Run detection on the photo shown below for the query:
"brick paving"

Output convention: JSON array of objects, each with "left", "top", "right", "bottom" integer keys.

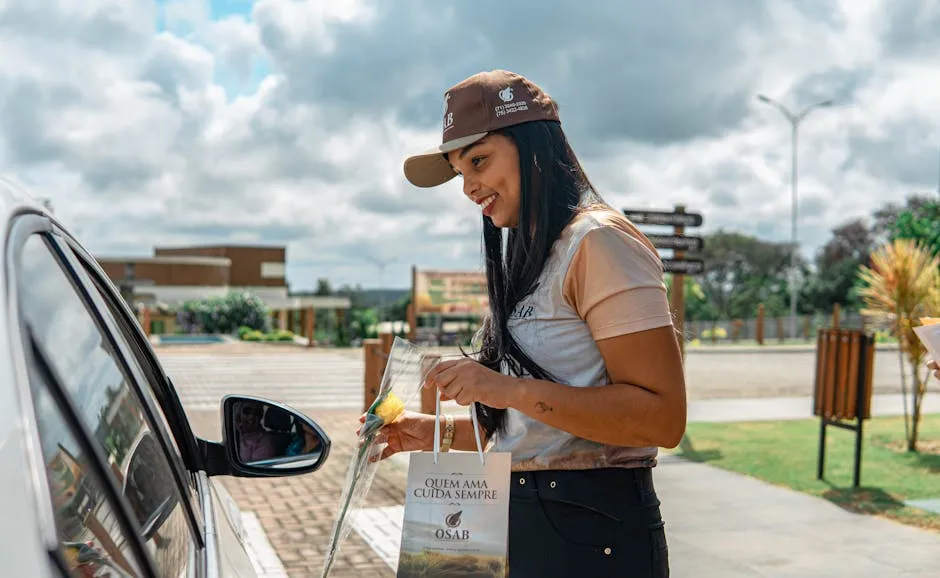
[{"left": 187, "top": 407, "right": 404, "bottom": 577}]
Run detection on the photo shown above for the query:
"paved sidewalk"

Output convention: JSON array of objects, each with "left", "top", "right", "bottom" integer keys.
[
  {"left": 688, "top": 393, "right": 940, "bottom": 423},
  {"left": 656, "top": 456, "right": 940, "bottom": 577}
]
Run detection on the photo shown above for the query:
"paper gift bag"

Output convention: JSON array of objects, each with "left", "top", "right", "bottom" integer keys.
[{"left": 396, "top": 392, "right": 511, "bottom": 578}]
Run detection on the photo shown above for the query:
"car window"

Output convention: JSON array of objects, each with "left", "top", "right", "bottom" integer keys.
[
  {"left": 17, "top": 234, "right": 193, "bottom": 578},
  {"left": 29, "top": 361, "right": 144, "bottom": 578},
  {"left": 63, "top": 238, "right": 199, "bottom": 482}
]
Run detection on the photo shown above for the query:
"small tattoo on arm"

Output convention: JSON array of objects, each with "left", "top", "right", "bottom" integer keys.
[{"left": 534, "top": 401, "right": 553, "bottom": 413}]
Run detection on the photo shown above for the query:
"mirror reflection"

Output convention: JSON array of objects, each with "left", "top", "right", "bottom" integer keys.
[{"left": 232, "top": 400, "right": 325, "bottom": 468}]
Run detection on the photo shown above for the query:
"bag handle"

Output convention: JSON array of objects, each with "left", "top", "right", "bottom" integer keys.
[{"left": 432, "top": 385, "right": 487, "bottom": 465}]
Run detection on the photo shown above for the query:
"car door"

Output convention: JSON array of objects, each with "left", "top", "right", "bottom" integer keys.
[
  {"left": 53, "top": 230, "right": 259, "bottom": 578},
  {"left": 10, "top": 221, "right": 201, "bottom": 577}
]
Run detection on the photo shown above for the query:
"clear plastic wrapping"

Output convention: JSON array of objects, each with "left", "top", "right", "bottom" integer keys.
[{"left": 320, "top": 337, "right": 440, "bottom": 577}]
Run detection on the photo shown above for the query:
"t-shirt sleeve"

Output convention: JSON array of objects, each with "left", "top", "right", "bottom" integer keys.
[{"left": 562, "top": 225, "right": 674, "bottom": 341}]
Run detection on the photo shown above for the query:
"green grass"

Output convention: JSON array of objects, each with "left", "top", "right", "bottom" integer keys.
[{"left": 673, "top": 414, "right": 940, "bottom": 531}]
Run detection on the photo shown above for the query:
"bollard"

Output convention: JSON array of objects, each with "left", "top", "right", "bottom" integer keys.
[
  {"left": 363, "top": 338, "right": 382, "bottom": 413},
  {"left": 756, "top": 303, "right": 765, "bottom": 345},
  {"left": 141, "top": 307, "right": 151, "bottom": 338},
  {"left": 305, "top": 306, "right": 315, "bottom": 348},
  {"left": 407, "top": 302, "right": 417, "bottom": 342},
  {"left": 420, "top": 354, "right": 441, "bottom": 414},
  {"left": 379, "top": 332, "right": 394, "bottom": 365}
]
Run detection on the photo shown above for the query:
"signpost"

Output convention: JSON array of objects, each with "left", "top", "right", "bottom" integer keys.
[
  {"left": 624, "top": 205, "right": 705, "bottom": 360},
  {"left": 647, "top": 234, "right": 704, "bottom": 252},
  {"left": 624, "top": 209, "right": 703, "bottom": 227},
  {"left": 662, "top": 258, "right": 705, "bottom": 275}
]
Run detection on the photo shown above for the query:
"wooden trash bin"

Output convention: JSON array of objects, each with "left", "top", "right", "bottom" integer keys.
[{"left": 812, "top": 328, "right": 875, "bottom": 488}]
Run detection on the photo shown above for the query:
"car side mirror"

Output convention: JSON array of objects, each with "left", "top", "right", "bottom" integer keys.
[{"left": 198, "top": 395, "right": 331, "bottom": 478}]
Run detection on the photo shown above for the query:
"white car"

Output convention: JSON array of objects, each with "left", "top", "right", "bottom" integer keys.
[{"left": 0, "top": 176, "right": 333, "bottom": 577}]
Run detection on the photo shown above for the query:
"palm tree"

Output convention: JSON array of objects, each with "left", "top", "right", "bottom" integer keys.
[{"left": 856, "top": 239, "right": 940, "bottom": 452}]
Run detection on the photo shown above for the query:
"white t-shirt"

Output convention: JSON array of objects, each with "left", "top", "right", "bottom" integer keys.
[{"left": 491, "top": 206, "right": 674, "bottom": 472}]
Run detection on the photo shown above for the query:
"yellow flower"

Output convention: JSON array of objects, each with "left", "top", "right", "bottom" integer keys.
[{"left": 374, "top": 391, "right": 405, "bottom": 425}]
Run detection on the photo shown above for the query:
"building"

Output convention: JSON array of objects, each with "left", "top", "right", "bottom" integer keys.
[
  {"left": 97, "top": 245, "right": 289, "bottom": 305},
  {"left": 96, "top": 245, "right": 350, "bottom": 337}
]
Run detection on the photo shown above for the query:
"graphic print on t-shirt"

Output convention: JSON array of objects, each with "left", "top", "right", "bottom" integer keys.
[{"left": 510, "top": 301, "right": 534, "bottom": 320}]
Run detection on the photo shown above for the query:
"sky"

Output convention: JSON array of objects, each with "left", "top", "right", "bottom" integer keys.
[{"left": 2, "top": 0, "right": 939, "bottom": 291}]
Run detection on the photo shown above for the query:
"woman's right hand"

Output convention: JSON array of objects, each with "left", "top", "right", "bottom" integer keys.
[
  {"left": 929, "top": 360, "right": 940, "bottom": 381},
  {"left": 357, "top": 410, "right": 436, "bottom": 461}
]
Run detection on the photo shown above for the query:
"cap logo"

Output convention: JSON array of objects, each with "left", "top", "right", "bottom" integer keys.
[
  {"left": 494, "top": 85, "right": 528, "bottom": 118},
  {"left": 443, "top": 92, "right": 454, "bottom": 132}
]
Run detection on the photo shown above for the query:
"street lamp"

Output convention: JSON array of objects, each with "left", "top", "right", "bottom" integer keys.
[{"left": 757, "top": 93, "right": 834, "bottom": 341}]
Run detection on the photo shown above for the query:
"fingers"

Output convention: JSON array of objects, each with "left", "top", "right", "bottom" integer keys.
[
  {"left": 424, "top": 359, "right": 468, "bottom": 389},
  {"left": 424, "top": 359, "right": 458, "bottom": 384},
  {"left": 438, "top": 377, "right": 463, "bottom": 402}
]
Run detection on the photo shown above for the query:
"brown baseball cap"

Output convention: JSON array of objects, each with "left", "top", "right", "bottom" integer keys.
[{"left": 403, "top": 69, "right": 560, "bottom": 188}]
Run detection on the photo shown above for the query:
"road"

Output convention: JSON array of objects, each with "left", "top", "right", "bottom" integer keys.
[
  {"left": 156, "top": 344, "right": 915, "bottom": 412},
  {"left": 683, "top": 347, "right": 910, "bottom": 399}
]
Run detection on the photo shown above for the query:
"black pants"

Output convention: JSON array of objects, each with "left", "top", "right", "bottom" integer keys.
[{"left": 507, "top": 467, "right": 669, "bottom": 577}]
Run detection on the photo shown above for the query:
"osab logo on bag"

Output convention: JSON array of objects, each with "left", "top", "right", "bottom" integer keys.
[{"left": 438, "top": 510, "right": 469, "bottom": 541}]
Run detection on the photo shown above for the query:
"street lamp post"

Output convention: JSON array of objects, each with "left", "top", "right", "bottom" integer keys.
[{"left": 757, "top": 94, "right": 834, "bottom": 341}]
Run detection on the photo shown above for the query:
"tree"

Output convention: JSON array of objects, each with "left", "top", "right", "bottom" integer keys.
[
  {"left": 177, "top": 292, "right": 269, "bottom": 334},
  {"left": 818, "top": 218, "right": 874, "bottom": 265},
  {"left": 802, "top": 218, "right": 875, "bottom": 312},
  {"left": 666, "top": 274, "right": 717, "bottom": 321},
  {"left": 385, "top": 295, "right": 411, "bottom": 322},
  {"left": 871, "top": 194, "right": 935, "bottom": 242},
  {"left": 889, "top": 200, "right": 940, "bottom": 258},
  {"left": 349, "top": 308, "right": 379, "bottom": 340},
  {"left": 315, "top": 278, "right": 333, "bottom": 296},
  {"left": 697, "top": 231, "right": 800, "bottom": 321},
  {"left": 857, "top": 239, "right": 940, "bottom": 452}
]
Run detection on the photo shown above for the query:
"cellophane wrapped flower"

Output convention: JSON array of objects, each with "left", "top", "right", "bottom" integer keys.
[{"left": 321, "top": 337, "right": 441, "bottom": 577}]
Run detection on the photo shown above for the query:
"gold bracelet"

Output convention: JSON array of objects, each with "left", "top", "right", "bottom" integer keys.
[{"left": 441, "top": 414, "right": 455, "bottom": 452}]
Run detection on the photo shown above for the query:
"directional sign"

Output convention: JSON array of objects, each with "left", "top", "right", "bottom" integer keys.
[
  {"left": 662, "top": 258, "right": 705, "bottom": 275},
  {"left": 646, "top": 234, "right": 704, "bottom": 252},
  {"left": 624, "top": 209, "right": 703, "bottom": 228}
]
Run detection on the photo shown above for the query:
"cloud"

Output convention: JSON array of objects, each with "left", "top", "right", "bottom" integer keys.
[{"left": 1, "top": 0, "right": 937, "bottom": 291}]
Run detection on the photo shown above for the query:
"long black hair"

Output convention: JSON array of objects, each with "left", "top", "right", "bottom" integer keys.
[{"left": 466, "top": 119, "right": 605, "bottom": 438}]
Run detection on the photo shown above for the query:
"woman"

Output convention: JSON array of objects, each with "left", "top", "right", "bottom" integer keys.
[{"left": 377, "top": 70, "right": 686, "bottom": 577}]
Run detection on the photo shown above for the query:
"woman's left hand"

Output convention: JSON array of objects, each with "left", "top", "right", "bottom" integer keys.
[{"left": 424, "top": 358, "right": 518, "bottom": 408}]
